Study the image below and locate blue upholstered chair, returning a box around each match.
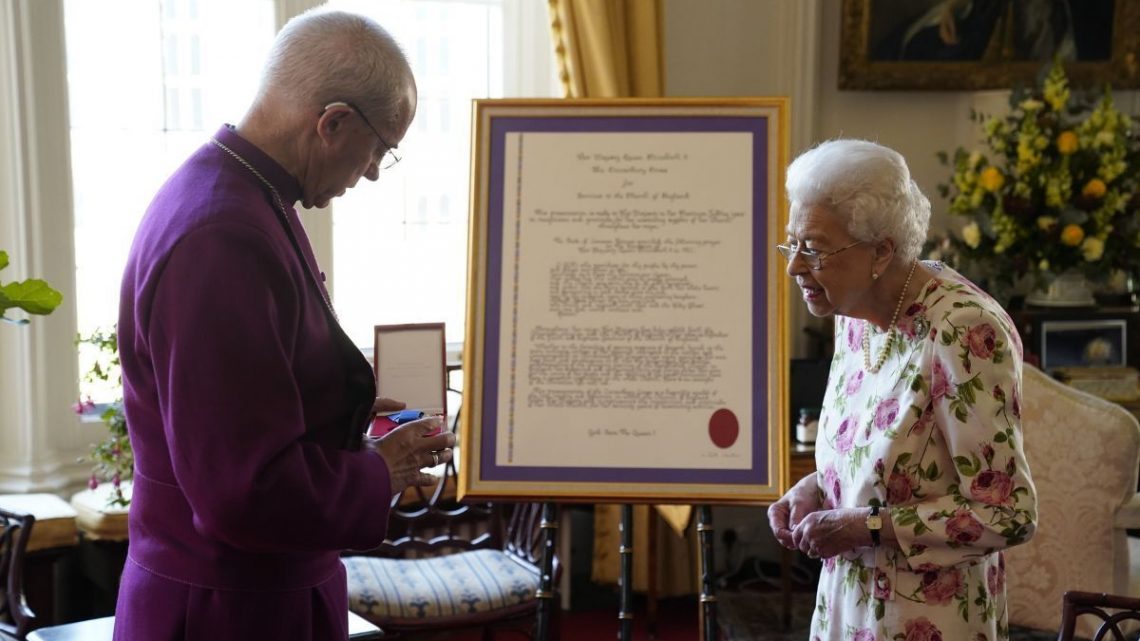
[342,471,559,639]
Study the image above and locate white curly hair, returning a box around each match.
[785,139,931,262]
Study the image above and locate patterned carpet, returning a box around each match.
[717,589,1059,641]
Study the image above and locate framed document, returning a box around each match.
[373,323,447,417]
[459,98,790,504]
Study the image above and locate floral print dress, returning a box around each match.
[810,263,1037,641]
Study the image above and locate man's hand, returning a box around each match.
[364,415,455,496]
[372,397,406,415]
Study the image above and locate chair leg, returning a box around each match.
[548,603,563,641]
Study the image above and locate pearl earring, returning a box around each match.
[872,272,879,280]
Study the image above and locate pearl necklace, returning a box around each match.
[862,260,918,374]
[209,137,338,321]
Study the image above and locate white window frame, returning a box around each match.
[0,0,554,493]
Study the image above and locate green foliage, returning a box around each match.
[0,250,63,324]
[76,327,132,508]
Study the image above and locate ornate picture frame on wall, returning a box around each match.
[839,0,1140,90]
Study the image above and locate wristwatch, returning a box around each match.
[866,505,882,546]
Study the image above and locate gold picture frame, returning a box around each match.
[459,98,791,504]
[840,0,1140,90]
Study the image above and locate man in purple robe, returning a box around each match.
[115,9,452,640]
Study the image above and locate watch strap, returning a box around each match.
[867,505,882,546]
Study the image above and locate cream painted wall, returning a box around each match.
[664,0,1140,568]
[664,0,1140,359]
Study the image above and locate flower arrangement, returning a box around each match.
[75,327,133,507]
[933,61,1140,301]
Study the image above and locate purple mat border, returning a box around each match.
[480,115,772,485]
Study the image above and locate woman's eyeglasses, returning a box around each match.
[775,240,863,270]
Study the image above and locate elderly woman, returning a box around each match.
[767,139,1037,640]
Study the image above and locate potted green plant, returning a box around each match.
[0,250,62,323]
[75,327,132,507]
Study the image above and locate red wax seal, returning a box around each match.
[708,408,739,449]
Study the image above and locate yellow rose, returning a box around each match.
[1036,216,1057,231]
[1082,178,1107,199]
[962,221,982,249]
[1056,131,1079,155]
[1060,224,1085,246]
[979,167,1005,192]
[1081,236,1104,261]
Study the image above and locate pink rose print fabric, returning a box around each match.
[807,264,1036,641]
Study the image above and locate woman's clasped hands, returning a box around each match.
[767,473,872,559]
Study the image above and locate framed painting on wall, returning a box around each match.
[839,0,1140,90]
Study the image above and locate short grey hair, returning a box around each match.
[259,9,414,129]
[785,139,930,262]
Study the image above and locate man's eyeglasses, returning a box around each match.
[776,240,863,270]
[323,101,401,170]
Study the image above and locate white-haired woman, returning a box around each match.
[767,139,1037,641]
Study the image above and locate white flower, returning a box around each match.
[962,222,982,248]
[1081,236,1105,261]
[1020,98,1044,112]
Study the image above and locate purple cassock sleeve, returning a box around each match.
[142,220,391,554]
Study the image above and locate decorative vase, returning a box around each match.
[1025,270,1096,307]
[1093,269,1137,307]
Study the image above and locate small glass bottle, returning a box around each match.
[796,407,820,444]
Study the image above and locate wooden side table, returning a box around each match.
[69,484,130,619]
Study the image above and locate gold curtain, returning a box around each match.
[547,0,665,98]
[590,505,699,596]
[546,0,696,596]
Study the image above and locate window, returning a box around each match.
[64,0,275,400]
[64,0,556,401]
[326,0,558,348]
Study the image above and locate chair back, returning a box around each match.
[0,508,36,640]
[1006,365,1140,636]
[503,503,550,571]
[377,455,551,571]
[375,434,503,558]
[1058,591,1140,641]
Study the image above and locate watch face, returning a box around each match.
[867,515,883,529]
